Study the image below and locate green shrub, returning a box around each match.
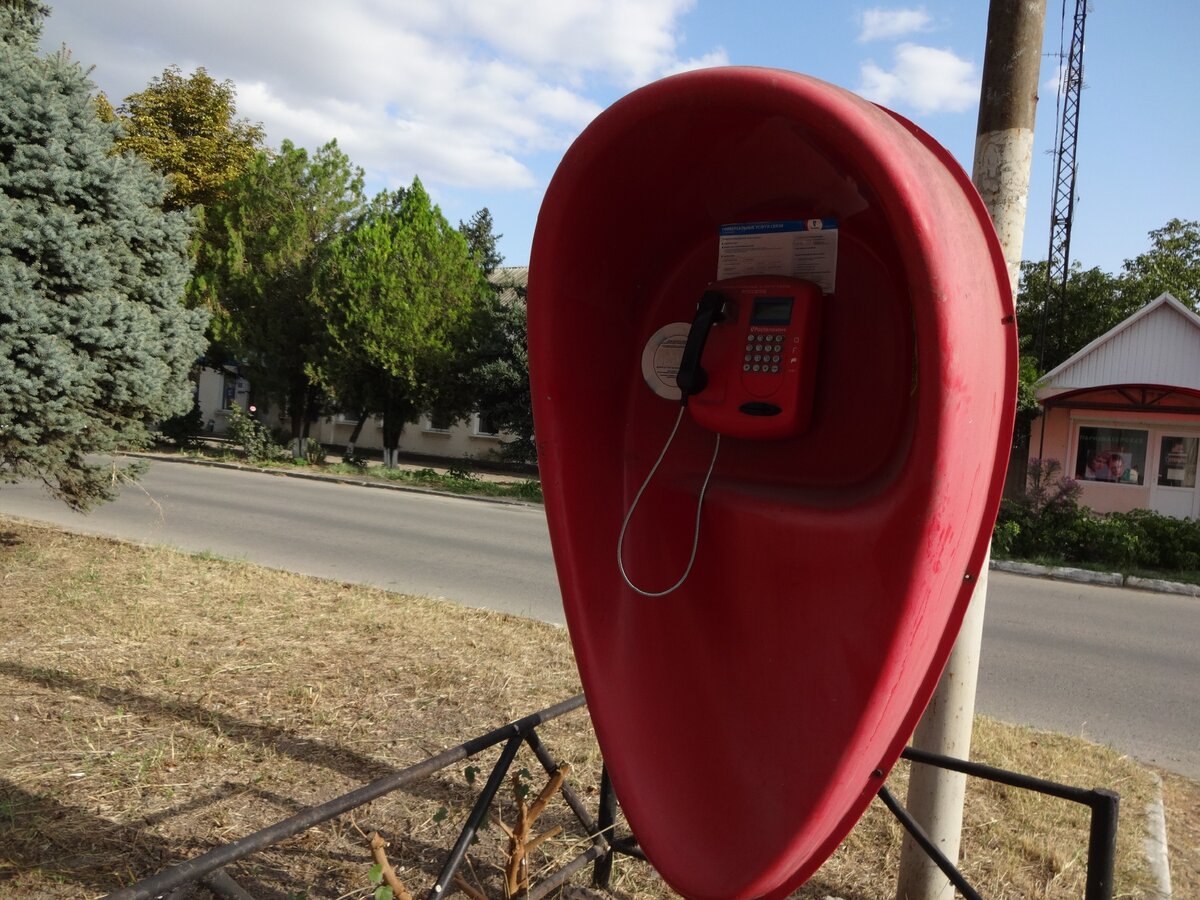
[995,459,1200,574]
[1073,514,1142,568]
[158,398,204,449]
[304,439,327,465]
[994,460,1084,561]
[1107,509,1200,571]
[991,519,1022,556]
[227,404,288,463]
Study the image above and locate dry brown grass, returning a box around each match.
[0,517,1194,899]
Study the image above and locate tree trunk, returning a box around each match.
[381,383,412,469]
[288,379,307,456]
[345,407,369,459]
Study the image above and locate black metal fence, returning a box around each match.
[101,694,1119,900]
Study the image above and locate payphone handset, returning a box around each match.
[676,275,823,440]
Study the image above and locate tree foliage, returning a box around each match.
[459,207,503,277]
[1017,260,1127,371]
[97,65,265,211]
[0,4,208,509]
[1119,217,1200,312]
[1018,218,1200,374]
[1,0,47,45]
[435,211,536,463]
[456,272,535,463]
[195,139,364,445]
[312,179,490,463]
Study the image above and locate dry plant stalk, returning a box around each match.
[368,831,414,900]
[495,764,571,896]
[453,873,489,900]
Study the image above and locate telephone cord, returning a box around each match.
[617,406,721,598]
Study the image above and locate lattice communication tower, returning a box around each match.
[1037,0,1089,368]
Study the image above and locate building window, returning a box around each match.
[1157,436,1198,488]
[1075,426,1148,485]
[423,412,454,433]
[472,412,500,437]
[221,371,237,410]
[221,371,249,411]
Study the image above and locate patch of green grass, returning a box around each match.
[366,466,541,502]
[167,447,543,503]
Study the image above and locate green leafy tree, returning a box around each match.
[437,212,536,463]
[459,207,503,277]
[1119,218,1200,312]
[1017,260,1127,372]
[1022,219,1200,373]
[312,179,489,466]
[447,263,535,463]
[96,65,265,211]
[0,3,208,509]
[196,139,364,450]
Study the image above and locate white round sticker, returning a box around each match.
[640,322,691,400]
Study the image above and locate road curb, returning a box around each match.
[1125,575,1200,598]
[1145,773,1173,899]
[988,560,1199,597]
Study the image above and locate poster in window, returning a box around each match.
[1157,436,1198,488]
[1075,426,1147,485]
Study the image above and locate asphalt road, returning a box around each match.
[2,457,1197,779]
[0,459,561,622]
[977,571,1200,778]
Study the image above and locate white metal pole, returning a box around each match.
[896,2,1045,897]
[896,555,989,898]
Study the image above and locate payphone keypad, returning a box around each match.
[744,333,784,374]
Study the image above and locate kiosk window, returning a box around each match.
[1158,436,1198,488]
[1075,426,1147,485]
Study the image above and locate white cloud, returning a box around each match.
[450,0,700,86]
[1042,62,1066,101]
[661,49,732,78]
[857,43,977,114]
[39,0,708,197]
[858,8,932,43]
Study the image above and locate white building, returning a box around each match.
[194,267,527,466]
[1030,292,1200,518]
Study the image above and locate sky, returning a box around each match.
[38,1,1200,276]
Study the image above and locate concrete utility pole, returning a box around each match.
[896,2,1046,899]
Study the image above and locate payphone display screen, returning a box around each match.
[750,296,794,325]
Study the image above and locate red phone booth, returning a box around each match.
[528,68,1016,899]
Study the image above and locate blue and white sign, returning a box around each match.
[717,219,839,294]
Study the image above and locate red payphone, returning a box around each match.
[528,67,1016,900]
[676,276,822,439]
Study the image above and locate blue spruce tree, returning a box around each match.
[0,3,208,509]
